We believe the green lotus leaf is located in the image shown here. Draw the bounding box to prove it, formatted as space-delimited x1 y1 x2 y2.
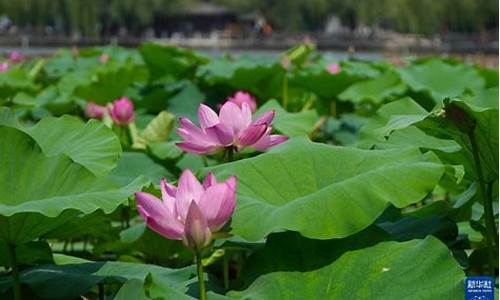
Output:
140 42 207 81
208 137 444 241
228 237 464 299
289 67 356 99
197 56 284 99
359 95 498 182
74 64 148 104
0 261 194 300
339 71 407 105
108 152 173 186
167 81 205 120
256 100 319 137
240 226 390 285
0 126 146 244
30 115 121 175
398 59 484 103
0 108 121 176
0 68 39 101
357 97 460 153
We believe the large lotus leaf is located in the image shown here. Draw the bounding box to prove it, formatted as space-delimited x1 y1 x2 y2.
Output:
43 49 108 80
167 81 205 120
32 85 77 115
256 100 319 137
43 50 77 79
227 237 464 299
148 141 184 160
114 276 195 300
56 69 94 96
398 59 484 103
341 60 382 78
0 126 146 244
240 226 390 285
74 64 148 104
478 67 499 88
357 97 460 153
139 43 207 81
0 108 121 176
30 115 121 175
43 211 115 241
0 211 77 245
360 95 498 182
197 56 284 99
436 98 498 182
0 241 53 267
208 137 444 241
144 273 197 300
289 67 356 99
338 71 407 105
0 69 39 101
289 59 383 100
108 152 172 186
114 279 150 300
378 215 458 243
0 262 194 300
114 223 192 266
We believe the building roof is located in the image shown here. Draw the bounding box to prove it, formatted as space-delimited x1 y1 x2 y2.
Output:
177 3 234 16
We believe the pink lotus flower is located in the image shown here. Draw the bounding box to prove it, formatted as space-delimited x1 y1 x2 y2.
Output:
99 53 110 64
135 170 237 251
176 102 288 155
85 101 106 119
0 62 9 72
9 51 23 63
227 91 257 112
326 62 341 74
108 97 134 126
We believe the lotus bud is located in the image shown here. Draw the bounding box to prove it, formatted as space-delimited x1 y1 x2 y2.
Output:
100 53 110 64
85 101 106 119
327 62 341 74
0 62 9 72
226 91 257 112
108 97 134 126
9 51 23 63
183 201 212 252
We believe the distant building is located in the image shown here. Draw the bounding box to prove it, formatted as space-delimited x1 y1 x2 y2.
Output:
325 16 344 35
153 3 238 37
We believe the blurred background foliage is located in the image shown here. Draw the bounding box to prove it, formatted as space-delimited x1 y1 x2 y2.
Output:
0 0 497 37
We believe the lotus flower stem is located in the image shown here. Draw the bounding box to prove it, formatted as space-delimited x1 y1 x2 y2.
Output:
7 244 21 300
121 204 130 229
98 283 105 300
282 73 289 110
223 252 230 290
469 132 498 276
225 146 235 162
330 101 337 117
196 253 207 300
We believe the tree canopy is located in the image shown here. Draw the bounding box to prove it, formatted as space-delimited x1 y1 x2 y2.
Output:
0 0 497 36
